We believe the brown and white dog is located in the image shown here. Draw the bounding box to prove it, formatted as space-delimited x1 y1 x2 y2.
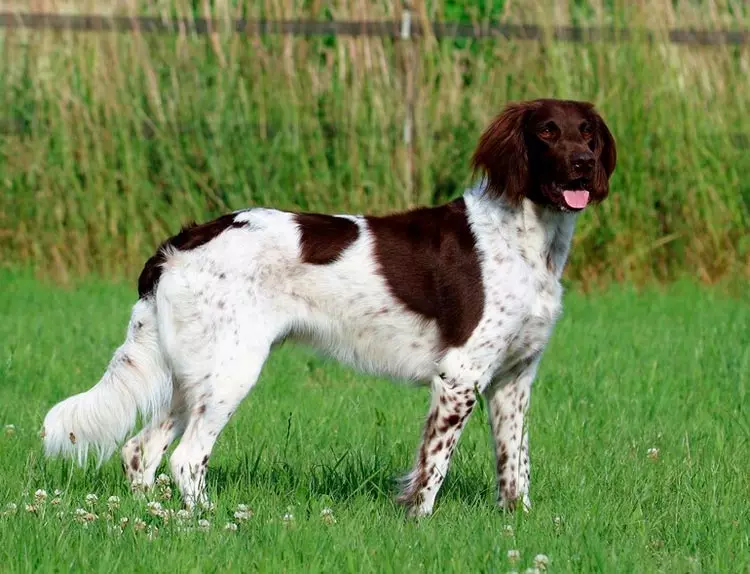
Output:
42 98 616 516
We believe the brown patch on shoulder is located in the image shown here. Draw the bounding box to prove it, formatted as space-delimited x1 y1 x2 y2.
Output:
367 198 485 349
69 432 76 444
294 213 359 265
138 213 247 299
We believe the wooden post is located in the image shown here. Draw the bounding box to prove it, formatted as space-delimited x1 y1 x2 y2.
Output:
400 0 416 205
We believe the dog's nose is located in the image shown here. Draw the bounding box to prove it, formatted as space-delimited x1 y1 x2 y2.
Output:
571 152 595 173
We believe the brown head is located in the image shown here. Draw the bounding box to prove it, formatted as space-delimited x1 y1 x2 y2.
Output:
471 99 617 211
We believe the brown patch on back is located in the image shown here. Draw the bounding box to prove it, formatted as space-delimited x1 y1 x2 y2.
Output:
138 214 247 299
367 198 485 349
294 213 359 265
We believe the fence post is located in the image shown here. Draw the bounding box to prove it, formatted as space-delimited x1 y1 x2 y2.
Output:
400 0 416 204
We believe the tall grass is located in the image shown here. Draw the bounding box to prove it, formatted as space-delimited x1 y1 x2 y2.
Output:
0 0 748 286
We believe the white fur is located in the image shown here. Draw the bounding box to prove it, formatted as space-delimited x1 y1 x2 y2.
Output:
42 185 578 513
42 299 172 466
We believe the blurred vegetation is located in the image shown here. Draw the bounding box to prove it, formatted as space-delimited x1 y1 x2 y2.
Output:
0 0 748 287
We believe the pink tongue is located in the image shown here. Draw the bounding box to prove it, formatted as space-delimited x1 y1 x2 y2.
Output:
563 189 590 209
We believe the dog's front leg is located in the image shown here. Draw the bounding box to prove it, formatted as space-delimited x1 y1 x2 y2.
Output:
484 355 541 512
398 358 491 518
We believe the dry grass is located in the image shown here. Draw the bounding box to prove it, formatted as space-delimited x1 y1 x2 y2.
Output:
0 0 748 286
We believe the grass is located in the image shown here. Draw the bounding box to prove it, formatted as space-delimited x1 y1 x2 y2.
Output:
0 271 748 572
0 0 749 285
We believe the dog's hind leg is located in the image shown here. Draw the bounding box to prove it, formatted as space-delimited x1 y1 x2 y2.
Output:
121 387 188 493
168 341 271 509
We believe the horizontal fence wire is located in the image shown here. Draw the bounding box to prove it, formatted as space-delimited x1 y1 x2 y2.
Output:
1 12 749 45
0 11 747 146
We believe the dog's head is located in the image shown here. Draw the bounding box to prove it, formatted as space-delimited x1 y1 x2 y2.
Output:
471 98 617 211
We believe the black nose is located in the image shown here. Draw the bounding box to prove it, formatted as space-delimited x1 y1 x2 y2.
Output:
571 152 595 173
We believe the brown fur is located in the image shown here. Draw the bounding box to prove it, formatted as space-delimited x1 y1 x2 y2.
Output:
472 98 616 209
367 198 485 349
138 214 247 299
294 213 360 265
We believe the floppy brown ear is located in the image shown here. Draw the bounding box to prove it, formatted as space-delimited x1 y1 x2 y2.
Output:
471 102 535 204
592 112 617 201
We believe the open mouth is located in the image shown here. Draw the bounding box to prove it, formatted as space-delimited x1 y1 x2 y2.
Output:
561 178 591 210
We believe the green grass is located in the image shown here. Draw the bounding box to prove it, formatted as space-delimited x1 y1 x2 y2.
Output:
0 271 748 573
1 0 749 285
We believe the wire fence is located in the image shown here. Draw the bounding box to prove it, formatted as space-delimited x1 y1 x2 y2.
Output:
1 11 749 45
0 10 747 153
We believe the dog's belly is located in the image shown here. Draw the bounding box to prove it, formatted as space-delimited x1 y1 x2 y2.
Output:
290 306 442 383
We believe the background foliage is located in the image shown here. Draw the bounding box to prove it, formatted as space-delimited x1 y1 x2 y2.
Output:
0 0 748 287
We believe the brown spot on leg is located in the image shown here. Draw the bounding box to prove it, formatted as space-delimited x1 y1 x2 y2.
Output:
69 432 77 444
439 413 461 432
131 455 140 471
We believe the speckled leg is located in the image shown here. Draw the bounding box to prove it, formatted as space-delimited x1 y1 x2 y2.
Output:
398 375 478 516
485 357 540 512
121 390 187 493
398 352 495 517
169 346 269 509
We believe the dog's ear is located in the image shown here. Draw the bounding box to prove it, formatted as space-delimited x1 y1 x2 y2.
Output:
591 111 617 202
471 102 535 204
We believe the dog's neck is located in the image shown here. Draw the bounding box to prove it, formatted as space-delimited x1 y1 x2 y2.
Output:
465 186 579 278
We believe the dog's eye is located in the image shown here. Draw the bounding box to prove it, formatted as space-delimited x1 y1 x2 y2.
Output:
580 122 593 140
538 123 557 139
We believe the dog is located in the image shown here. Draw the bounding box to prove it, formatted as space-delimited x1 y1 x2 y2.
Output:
42 98 616 517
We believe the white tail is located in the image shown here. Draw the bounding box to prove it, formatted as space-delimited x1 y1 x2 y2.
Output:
42 298 172 466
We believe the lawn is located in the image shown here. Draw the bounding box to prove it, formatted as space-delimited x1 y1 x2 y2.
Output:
0 270 748 573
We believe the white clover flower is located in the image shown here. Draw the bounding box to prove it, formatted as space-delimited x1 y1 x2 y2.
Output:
25 504 38 514
50 498 62 506
146 501 162 514
647 447 660 460
4 424 16 436
507 549 521 563
74 508 97 523
224 522 238 531
176 509 191 521
320 507 336 524
54 489 63 497
158 486 172 501
553 516 562 526
523 569 540 574
107 496 121 510
234 505 253 523
34 489 48 503
198 519 211 531
4 502 18 515
120 516 129 528
147 525 159 540
85 493 98 507
503 524 514 537
533 554 549 570
282 512 294 523
133 517 147 531
156 474 171 487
